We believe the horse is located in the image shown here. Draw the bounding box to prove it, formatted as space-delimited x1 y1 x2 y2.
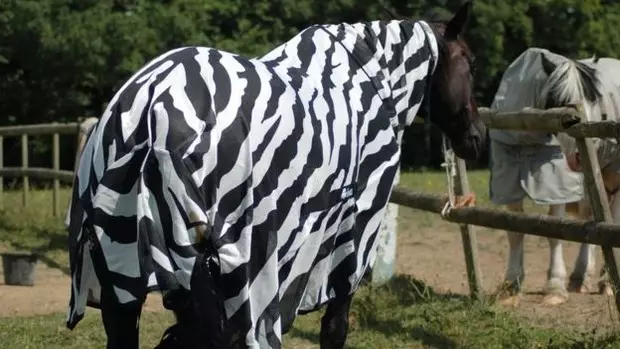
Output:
64 2 485 348
551 54 620 298
489 47 620 306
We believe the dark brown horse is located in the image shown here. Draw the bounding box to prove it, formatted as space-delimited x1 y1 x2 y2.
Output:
422 3 485 161
72 2 484 349
154 3 483 349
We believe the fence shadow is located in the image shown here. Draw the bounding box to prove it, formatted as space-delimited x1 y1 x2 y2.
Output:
355 275 461 347
0 225 70 276
410 326 458 349
10 236 70 276
365 274 468 304
286 275 463 348
0 197 71 275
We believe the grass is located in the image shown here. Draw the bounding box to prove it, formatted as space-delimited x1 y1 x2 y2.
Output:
0 170 618 348
0 187 72 272
0 276 618 348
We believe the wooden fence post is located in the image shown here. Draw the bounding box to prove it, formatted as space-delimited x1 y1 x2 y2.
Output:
21 133 28 206
453 157 484 300
52 132 60 216
575 135 620 316
0 135 3 210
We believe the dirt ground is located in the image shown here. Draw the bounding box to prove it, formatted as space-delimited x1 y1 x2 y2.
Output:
0 214 618 333
0 260 166 317
396 215 620 332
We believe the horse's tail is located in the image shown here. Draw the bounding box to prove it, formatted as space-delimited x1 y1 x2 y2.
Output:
64 117 99 230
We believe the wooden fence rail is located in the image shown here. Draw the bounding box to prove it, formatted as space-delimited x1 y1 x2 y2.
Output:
389 188 620 248
0 168 75 183
0 122 81 215
479 106 620 138
0 123 79 137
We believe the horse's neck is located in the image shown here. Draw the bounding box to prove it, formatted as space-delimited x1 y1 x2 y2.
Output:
261 20 438 130
585 59 620 122
342 20 439 127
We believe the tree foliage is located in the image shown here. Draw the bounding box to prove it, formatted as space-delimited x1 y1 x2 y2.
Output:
1 0 619 169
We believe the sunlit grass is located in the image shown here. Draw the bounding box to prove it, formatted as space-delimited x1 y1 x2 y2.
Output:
0 171 617 348
0 276 618 348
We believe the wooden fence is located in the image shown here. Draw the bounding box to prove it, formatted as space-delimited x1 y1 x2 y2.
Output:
384 104 620 317
0 122 80 216
3 107 620 317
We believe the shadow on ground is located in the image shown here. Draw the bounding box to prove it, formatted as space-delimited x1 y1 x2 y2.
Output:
0 221 70 276
15 245 70 276
287 275 462 348
354 275 462 348
286 273 620 348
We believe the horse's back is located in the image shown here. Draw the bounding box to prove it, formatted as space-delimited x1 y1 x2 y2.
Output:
594 58 620 89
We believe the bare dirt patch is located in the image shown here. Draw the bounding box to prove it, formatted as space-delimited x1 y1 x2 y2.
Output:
0 258 164 317
396 210 619 332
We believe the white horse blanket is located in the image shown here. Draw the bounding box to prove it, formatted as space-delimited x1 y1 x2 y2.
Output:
488 48 620 205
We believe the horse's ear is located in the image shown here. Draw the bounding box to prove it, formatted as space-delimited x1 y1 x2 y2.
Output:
444 1 472 40
541 54 557 76
592 53 600 64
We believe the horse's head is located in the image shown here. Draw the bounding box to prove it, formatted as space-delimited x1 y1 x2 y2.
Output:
420 1 486 161
539 53 603 156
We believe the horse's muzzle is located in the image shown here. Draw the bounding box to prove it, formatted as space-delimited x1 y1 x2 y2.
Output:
450 117 488 161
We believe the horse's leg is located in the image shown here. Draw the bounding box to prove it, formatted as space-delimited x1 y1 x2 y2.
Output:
542 204 569 305
574 243 597 293
100 289 143 349
568 200 597 293
599 188 620 296
157 252 233 349
320 294 353 349
568 239 597 293
498 200 525 306
155 289 194 349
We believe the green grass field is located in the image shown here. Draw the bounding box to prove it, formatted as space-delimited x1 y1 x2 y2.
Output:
0 170 619 348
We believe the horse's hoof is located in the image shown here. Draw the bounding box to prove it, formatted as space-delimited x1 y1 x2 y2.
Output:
154 324 185 349
493 281 521 307
599 283 614 296
567 281 591 294
497 294 520 307
541 293 568 306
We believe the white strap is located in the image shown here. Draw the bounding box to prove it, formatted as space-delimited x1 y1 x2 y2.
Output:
440 135 457 217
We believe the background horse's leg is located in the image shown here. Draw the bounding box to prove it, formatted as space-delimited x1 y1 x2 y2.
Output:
542 204 569 305
598 261 613 296
568 200 597 293
498 200 526 306
320 294 353 349
569 242 597 294
599 188 620 296
100 289 143 349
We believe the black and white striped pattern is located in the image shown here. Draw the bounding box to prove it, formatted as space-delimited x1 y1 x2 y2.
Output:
66 19 438 348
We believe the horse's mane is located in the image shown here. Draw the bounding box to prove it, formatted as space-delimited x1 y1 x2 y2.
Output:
540 56 604 154
541 58 603 107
